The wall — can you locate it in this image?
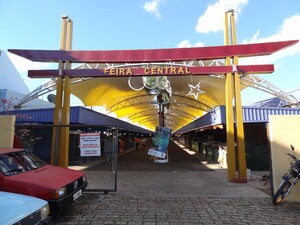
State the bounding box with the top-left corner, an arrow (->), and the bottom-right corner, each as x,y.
244,123 -> 270,171
0,115 -> 16,148
269,115 -> 300,202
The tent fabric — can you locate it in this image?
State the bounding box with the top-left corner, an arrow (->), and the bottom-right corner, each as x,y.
70,61 -> 249,132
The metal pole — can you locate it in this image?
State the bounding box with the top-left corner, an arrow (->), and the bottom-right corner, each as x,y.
224,11 -> 236,181
113,126 -> 118,192
59,18 -> 73,168
51,16 -> 68,165
230,12 -> 247,180
162,106 -> 165,127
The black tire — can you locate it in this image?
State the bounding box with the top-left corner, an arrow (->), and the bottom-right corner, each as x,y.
272,180 -> 292,205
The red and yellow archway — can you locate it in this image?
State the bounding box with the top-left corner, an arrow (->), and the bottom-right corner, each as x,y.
9,11 -> 298,182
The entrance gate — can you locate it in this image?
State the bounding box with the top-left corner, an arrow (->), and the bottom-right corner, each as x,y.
9,11 -> 298,185
15,124 -> 118,193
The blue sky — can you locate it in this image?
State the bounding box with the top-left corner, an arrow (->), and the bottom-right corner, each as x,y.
1,0 -> 300,105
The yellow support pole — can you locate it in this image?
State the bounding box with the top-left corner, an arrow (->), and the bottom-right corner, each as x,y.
230,12 -> 247,179
59,18 -> 73,168
224,11 -> 236,181
51,16 -> 68,165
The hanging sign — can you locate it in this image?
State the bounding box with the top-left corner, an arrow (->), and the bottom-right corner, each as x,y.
148,126 -> 172,159
80,133 -> 101,156
27,64 -> 275,78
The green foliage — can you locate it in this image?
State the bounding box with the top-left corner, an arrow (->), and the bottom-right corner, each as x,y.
144,76 -> 171,104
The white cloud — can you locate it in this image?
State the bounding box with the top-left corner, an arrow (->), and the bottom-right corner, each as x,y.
195,42 -> 205,47
143,0 -> 163,18
177,40 -> 191,48
195,0 -> 248,33
177,40 -> 205,48
241,14 -> 300,65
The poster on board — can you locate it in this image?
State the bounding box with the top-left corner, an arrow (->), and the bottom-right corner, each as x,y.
147,126 -> 172,159
80,133 -> 101,156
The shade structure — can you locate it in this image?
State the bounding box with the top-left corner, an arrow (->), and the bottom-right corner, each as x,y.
9,40 -> 298,132
70,61 -> 250,132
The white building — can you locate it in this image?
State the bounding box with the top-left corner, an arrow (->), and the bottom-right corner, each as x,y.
0,50 -> 54,112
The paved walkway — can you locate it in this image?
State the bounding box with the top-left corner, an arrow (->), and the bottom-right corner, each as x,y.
83,141 -> 268,197
52,193 -> 300,225
51,141 -> 300,224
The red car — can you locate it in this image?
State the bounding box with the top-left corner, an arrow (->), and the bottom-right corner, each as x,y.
0,148 -> 88,211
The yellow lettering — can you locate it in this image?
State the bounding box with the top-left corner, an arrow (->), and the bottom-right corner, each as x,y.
170,67 -> 176,74
105,66 -> 190,76
185,67 -> 191,74
119,68 -> 125,75
144,68 -> 150,74
126,68 -> 133,75
157,67 -> 163,74
178,67 -> 184,74
151,67 -> 157,74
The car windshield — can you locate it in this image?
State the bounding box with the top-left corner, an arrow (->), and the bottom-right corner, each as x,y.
0,151 -> 47,176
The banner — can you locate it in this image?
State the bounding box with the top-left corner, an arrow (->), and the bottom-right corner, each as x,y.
80,133 -> 101,156
148,126 -> 172,159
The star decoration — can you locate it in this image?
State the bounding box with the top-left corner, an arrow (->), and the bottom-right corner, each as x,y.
186,82 -> 205,100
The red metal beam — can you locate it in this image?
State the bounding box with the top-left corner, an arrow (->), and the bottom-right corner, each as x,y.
28,65 -> 274,78
9,40 -> 298,63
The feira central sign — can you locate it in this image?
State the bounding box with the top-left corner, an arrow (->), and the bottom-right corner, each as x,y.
103,67 -> 191,76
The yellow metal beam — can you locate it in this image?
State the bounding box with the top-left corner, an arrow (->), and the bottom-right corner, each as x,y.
234,72 -> 247,179
59,18 -> 73,168
224,11 -> 236,181
51,17 -> 68,165
230,12 -> 247,179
